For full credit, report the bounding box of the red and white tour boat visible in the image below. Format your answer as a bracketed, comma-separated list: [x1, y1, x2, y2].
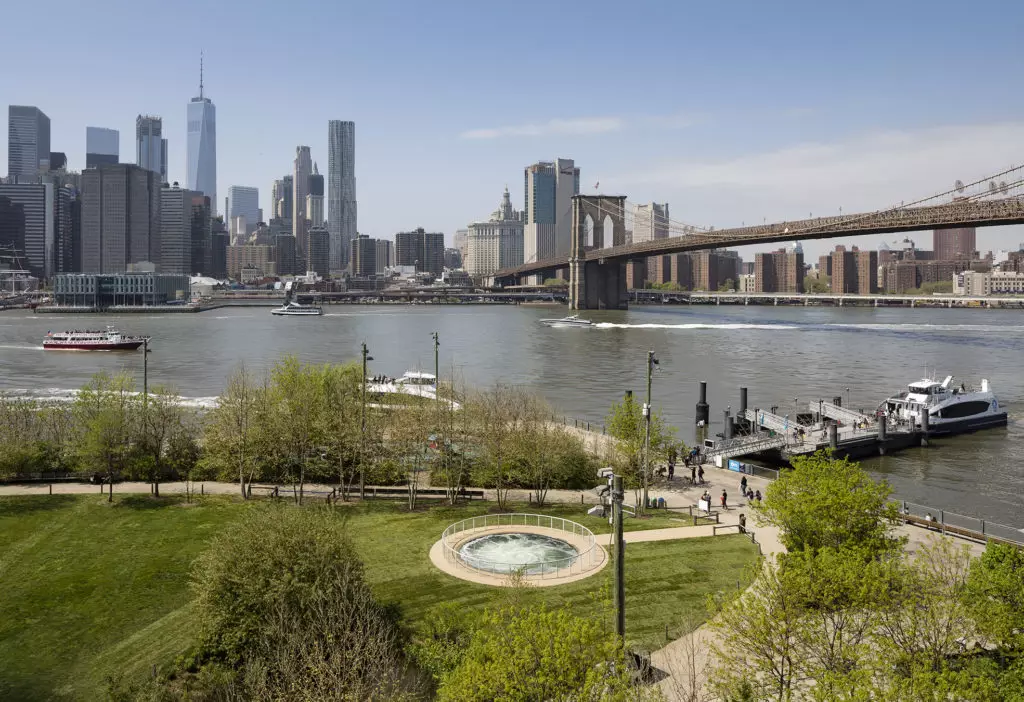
[43, 326, 149, 351]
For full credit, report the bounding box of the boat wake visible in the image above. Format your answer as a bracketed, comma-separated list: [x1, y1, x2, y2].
[594, 322, 798, 330]
[0, 387, 220, 409]
[0, 343, 45, 351]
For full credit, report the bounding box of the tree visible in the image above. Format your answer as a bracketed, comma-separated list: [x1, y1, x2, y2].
[73, 371, 140, 501]
[136, 385, 185, 497]
[805, 275, 830, 294]
[316, 361, 362, 493]
[606, 392, 675, 514]
[183, 507, 415, 700]
[753, 451, 903, 555]
[469, 384, 527, 510]
[718, 278, 736, 292]
[201, 364, 267, 499]
[268, 356, 323, 504]
[433, 374, 472, 505]
[0, 395, 50, 477]
[965, 542, 1024, 649]
[437, 604, 642, 702]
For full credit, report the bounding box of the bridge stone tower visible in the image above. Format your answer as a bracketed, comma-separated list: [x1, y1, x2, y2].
[568, 195, 628, 310]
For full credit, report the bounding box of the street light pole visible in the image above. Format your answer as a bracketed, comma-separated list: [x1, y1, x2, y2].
[643, 350, 657, 513]
[360, 342, 372, 499]
[612, 473, 625, 641]
[431, 331, 440, 401]
[143, 337, 151, 407]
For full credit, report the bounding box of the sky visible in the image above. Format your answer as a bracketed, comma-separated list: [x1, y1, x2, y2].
[3, 0, 1024, 258]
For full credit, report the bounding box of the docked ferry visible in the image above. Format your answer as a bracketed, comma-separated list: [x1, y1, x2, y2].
[880, 375, 1007, 435]
[43, 327, 148, 351]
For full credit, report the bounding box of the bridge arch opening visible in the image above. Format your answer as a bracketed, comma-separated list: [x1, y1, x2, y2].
[584, 214, 594, 248]
[602, 215, 613, 249]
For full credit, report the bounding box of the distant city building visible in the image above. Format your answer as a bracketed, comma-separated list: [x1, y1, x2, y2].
[53, 272, 189, 307]
[327, 120, 356, 271]
[466, 187, 524, 279]
[350, 234, 377, 277]
[274, 234, 297, 276]
[186, 60, 217, 213]
[755, 247, 804, 293]
[933, 227, 976, 261]
[8, 106, 51, 179]
[395, 227, 444, 276]
[955, 270, 1024, 296]
[210, 231, 229, 279]
[882, 259, 973, 293]
[135, 115, 168, 182]
[160, 184, 200, 274]
[375, 239, 393, 275]
[306, 163, 325, 229]
[307, 226, 330, 277]
[634, 202, 670, 284]
[226, 244, 276, 279]
[293, 146, 312, 254]
[738, 273, 756, 293]
[444, 247, 462, 270]
[0, 182, 71, 279]
[49, 153, 67, 171]
[227, 186, 260, 237]
[453, 229, 468, 263]
[81, 164, 161, 273]
[86, 127, 119, 169]
[523, 159, 579, 270]
[273, 175, 293, 222]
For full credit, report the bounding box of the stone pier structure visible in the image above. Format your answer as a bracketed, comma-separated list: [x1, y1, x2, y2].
[568, 195, 629, 310]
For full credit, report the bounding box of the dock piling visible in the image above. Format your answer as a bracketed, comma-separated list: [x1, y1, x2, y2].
[919, 408, 930, 446]
[696, 382, 709, 426]
[828, 423, 838, 451]
[877, 417, 887, 455]
[724, 408, 733, 440]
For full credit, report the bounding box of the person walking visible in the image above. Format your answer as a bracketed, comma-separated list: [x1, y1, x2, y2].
[740, 475, 748, 496]
[690, 464, 697, 484]
[668, 460, 675, 480]
[697, 466, 705, 484]
[721, 489, 728, 510]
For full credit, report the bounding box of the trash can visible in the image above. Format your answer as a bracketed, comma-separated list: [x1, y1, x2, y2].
[657, 497, 666, 509]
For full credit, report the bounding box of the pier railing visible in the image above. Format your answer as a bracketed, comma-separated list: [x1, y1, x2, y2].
[897, 501, 1024, 548]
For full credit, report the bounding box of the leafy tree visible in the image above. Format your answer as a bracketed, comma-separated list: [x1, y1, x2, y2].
[965, 542, 1024, 649]
[606, 392, 675, 514]
[718, 278, 736, 292]
[200, 364, 267, 499]
[469, 384, 528, 510]
[805, 275, 830, 294]
[543, 277, 567, 287]
[73, 371, 139, 501]
[268, 356, 323, 504]
[753, 451, 903, 555]
[136, 385, 185, 497]
[437, 604, 641, 702]
[187, 507, 414, 699]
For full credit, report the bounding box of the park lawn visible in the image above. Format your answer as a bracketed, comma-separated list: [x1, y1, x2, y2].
[343, 500, 757, 650]
[0, 494, 251, 702]
[0, 494, 755, 700]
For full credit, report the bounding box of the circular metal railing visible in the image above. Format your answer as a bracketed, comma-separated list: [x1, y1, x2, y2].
[440, 513, 603, 580]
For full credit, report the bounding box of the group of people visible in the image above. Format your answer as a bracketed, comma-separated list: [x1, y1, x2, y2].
[738, 475, 763, 504]
[665, 447, 706, 485]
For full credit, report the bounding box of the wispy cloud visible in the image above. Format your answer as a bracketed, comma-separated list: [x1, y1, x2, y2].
[460, 117, 624, 140]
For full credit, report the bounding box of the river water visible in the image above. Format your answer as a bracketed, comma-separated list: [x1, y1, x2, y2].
[2, 304, 1022, 527]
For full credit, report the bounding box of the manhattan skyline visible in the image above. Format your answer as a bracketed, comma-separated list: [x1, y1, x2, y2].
[3, 0, 1024, 257]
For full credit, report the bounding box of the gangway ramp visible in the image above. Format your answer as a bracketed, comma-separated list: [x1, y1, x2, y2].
[742, 408, 797, 434]
[704, 433, 788, 460]
[811, 401, 873, 426]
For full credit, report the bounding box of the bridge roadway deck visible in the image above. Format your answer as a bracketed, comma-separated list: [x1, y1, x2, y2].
[496, 196, 1024, 279]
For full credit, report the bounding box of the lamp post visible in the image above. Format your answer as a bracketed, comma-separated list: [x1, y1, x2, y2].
[846, 387, 851, 410]
[142, 337, 152, 407]
[431, 331, 440, 401]
[360, 342, 373, 499]
[643, 350, 659, 513]
[612, 473, 625, 641]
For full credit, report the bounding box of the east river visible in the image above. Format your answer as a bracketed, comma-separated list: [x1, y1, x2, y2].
[2, 304, 1022, 528]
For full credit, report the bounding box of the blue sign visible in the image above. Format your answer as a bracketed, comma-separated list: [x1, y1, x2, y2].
[728, 459, 742, 472]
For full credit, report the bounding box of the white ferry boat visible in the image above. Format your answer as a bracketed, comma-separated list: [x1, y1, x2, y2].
[540, 314, 592, 328]
[880, 375, 1007, 435]
[43, 326, 148, 351]
[271, 300, 323, 316]
[366, 371, 461, 409]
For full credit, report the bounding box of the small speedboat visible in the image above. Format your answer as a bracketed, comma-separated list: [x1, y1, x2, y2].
[271, 300, 323, 316]
[540, 314, 592, 328]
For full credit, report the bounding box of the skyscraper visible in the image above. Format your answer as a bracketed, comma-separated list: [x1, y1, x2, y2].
[933, 227, 976, 261]
[523, 158, 579, 269]
[86, 127, 119, 168]
[306, 163, 324, 228]
[0, 182, 71, 279]
[81, 164, 161, 273]
[160, 183, 198, 274]
[465, 187, 524, 279]
[327, 120, 356, 270]
[350, 234, 377, 277]
[395, 228, 444, 276]
[292, 146, 312, 252]
[187, 57, 217, 213]
[228, 186, 260, 236]
[136, 116, 168, 182]
[8, 106, 51, 179]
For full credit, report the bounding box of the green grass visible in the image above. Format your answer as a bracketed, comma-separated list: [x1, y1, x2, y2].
[0, 495, 250, 701]
[344, 501, 755, 650]
[0, 495, 756, 700]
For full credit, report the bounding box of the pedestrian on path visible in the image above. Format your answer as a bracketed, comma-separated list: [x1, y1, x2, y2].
[740, 475, 748, 495]
[721, 489, 728, 510]
[690, 464, 696, 484]
[668, 460, 675, 480]
[698, 466, 705, 484]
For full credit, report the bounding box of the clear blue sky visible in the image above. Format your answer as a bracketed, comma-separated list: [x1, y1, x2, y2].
[4, 0, 1023, 256]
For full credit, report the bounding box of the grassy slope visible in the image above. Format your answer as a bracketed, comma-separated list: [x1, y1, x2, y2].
[345, 501, 757, 650]
[0, 496, 756, 700]
[0, 495, 248, 701]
